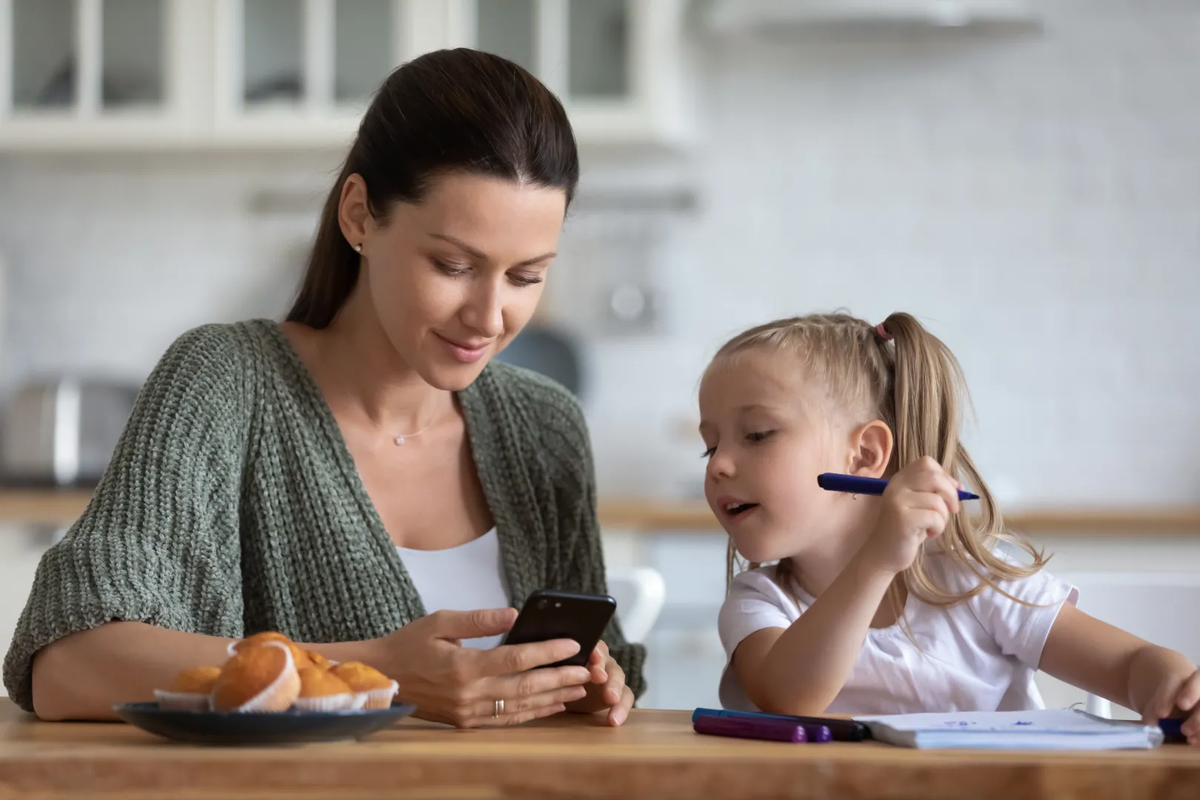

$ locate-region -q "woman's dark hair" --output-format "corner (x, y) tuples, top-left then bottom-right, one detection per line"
(287, 48), (580, 328)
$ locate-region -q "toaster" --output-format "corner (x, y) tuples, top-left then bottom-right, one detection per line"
(0, 378), (142, 487)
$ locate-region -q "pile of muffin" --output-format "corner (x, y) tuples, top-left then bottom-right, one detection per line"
(154, 632), (399, 713)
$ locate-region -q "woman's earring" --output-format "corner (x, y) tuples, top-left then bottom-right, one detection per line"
(354, 244), (362, 253)
(851, 494), (858, 501)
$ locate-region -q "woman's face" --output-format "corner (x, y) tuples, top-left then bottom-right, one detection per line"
(345, 172), (567, 391)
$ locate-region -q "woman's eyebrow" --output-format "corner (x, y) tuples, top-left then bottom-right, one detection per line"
(429, 233), (556, 267)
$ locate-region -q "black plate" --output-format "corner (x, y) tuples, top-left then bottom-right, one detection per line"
(113, 702), (416, 745)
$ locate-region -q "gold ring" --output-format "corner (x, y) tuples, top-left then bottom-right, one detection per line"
(493, 699), (504, 718)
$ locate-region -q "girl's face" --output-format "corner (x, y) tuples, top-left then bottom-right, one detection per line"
(345, 172), (567, 391)
(698, 351), (858, 564)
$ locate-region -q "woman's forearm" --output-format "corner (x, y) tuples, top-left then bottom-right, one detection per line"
(31, 621), (384, 721)
(752, 555), (894, 715)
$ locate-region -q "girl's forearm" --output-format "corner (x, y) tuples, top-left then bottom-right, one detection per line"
(752, 554), (895, 715)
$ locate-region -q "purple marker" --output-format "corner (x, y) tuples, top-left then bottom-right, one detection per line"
(694, 715), (818, 743)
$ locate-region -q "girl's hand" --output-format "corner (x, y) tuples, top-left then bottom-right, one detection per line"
(861, 456), (961, 576)
(1144, 668), (1200, 745)
(378, 608), (592, 729)
(564, 639), (634, 726)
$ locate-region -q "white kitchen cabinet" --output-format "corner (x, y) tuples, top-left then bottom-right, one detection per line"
(0, 0), (692, 151)
(210, 0), (445, 147)
(450, 0), (693, 149)
(0, 0), (208, 149)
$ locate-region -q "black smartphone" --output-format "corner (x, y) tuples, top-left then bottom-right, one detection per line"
(502, 589), (617, 668)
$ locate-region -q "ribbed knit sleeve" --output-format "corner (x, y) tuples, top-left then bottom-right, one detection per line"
(3, 325), (250, 711)
(527, 377), (648, 701)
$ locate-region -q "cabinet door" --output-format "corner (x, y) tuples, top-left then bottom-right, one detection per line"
(5, 0), (168, 114)
(215, 0), (404, 142)
(100, 0), (167, 109)
(1, 0), (191, 150)
(472, 0), (536, 76)
(454, 0), (690, 148)
(238, 0), (399, 109)
(334, 0), (394, 104)
(564, 0), (628, 102)
(239, 0), (305, 109)
(8, 0), (78, 111)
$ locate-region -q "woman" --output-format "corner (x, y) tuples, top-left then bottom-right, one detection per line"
(3, 48), (643, 727)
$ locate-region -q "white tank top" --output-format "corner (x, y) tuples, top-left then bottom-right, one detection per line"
(396, 528), (511, 650)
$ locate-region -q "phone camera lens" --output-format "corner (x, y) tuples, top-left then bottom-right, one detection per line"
(536, 598), (549, 610)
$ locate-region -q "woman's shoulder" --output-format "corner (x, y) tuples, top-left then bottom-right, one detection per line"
(155, 319), (272, 371)
(139, 319), (286, 422)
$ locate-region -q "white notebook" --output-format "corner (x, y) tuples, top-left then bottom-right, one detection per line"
(856, 709), (1164, 750)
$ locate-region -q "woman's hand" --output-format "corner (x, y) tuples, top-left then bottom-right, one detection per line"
(564, 640), (634, 726)
(1143, 667), (1200, 745)
(862, 457), (961, 576)
(375, 608), (592, 728)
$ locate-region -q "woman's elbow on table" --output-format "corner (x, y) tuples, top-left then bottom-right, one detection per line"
(30, 638), (79, 721)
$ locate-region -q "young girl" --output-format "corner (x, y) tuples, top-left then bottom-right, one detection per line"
(702, 311), (1200, 743)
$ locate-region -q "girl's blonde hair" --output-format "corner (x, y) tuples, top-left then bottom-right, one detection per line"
(714, 311), (1047, 615)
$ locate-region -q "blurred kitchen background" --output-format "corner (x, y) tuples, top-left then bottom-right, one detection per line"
(1, 0), (1199, 716)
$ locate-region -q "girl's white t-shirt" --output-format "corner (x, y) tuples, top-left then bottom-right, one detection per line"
(717, 553), (1078, 715)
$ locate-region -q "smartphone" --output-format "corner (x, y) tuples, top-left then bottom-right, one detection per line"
(501, 589), (616, 668)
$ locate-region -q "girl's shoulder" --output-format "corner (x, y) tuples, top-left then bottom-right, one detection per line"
(919, 544), (1073, 608)
(725, 566), (810, 612)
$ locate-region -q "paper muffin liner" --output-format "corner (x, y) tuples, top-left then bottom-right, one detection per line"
(356, 681), (399, 710)
(292, 692), (359, 713)
(221, 641), (302, 714)
(154, 689), (211, 712)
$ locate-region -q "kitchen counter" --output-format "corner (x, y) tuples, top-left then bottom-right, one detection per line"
(2, 489), (1200, 535)
(2, 699), (1199, 799)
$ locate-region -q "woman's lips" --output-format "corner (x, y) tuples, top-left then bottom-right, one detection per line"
(436, 333), (490, 363)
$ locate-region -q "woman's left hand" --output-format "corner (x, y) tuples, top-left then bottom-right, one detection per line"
(565, 639), (634, 726)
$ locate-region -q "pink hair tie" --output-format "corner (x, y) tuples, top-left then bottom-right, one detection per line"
(876, 322), (893, 341)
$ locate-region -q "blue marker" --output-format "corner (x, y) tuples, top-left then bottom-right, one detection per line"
(1159, 718), (1186, 743)
(817, 473), (980, 502)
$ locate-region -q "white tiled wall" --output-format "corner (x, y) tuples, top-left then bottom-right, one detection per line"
(1, 0), (1199, 701)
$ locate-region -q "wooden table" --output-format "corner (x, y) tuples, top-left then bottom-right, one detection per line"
(2, 701), (1200, 799)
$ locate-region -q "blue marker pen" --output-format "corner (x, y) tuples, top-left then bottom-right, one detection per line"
(1159, 718), (1186, 743)
(817, 473), (979, 502)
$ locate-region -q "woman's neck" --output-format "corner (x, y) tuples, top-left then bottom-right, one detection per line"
(303, 291), (455, 436)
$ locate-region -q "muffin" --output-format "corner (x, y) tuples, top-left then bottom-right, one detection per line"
(331, 662), (398, 710)
(211, 641), (302, 713)
(304, 650), (335, 671)
(154, 666), (221, 712)
(292, 667), (358, 712)
(228, 631), (313, 670)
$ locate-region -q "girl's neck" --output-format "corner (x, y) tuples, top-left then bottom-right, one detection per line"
(789, 502), (883, 597)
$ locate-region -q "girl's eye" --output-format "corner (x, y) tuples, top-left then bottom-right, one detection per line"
(746, 430), (774, 444)
(701, 446), (716, 459)
(509, 273), (544, 287)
